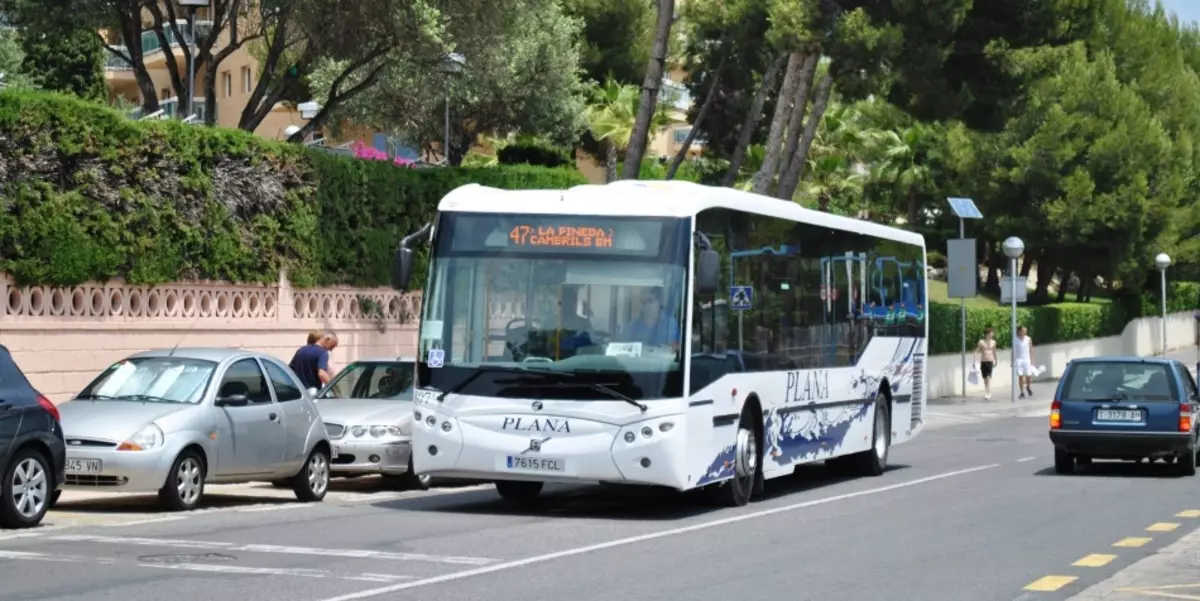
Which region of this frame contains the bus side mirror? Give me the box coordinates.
[392,247,414,291]
[697,250,720,295]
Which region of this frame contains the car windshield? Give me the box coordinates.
[1062,362,1179,402]
[417,211,689,401]
[76,357,217,404]
[320,361,415,400]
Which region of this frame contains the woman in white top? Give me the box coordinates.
[1013,325,1035,398]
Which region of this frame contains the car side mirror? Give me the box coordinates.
[696,250,720,295]
[215,394,249,407]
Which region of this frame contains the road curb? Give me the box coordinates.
[1064,524,1200,600]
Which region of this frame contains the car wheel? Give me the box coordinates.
[158,450,205,511]
[400,455,432,491]
[0,448,52,529]
[1179,447,1197,476]
[1053,448,1074,475]
[48,489,61,510]
[292,447,330,502]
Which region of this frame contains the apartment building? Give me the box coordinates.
[103,14,312,141]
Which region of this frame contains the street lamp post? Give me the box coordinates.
[1156,252,1171,356]
[178,0,209,120]
[1002,236,1025,403]
[439,52,465,166]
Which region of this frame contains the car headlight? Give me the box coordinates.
[352,425,403,438]
[117,423,165,451]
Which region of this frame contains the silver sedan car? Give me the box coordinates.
[311,356,429,490]
[56,348,332,511]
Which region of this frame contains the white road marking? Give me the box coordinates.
[236,504,308,513]
[317,463,1002,601]
[47,534,499,566]
[103,516,187,527]
[0,548,413,582]
[1017,456,1037,463]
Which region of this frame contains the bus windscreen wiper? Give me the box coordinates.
[495,376,648,412]
[435,364,559,401]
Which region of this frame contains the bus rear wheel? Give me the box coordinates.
[494,480,543,503]
[709,413,758,507]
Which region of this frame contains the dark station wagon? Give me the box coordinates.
[1050,357,1199,476]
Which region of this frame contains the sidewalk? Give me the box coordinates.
[1064,519,1200,601]
[930,347,1200,419]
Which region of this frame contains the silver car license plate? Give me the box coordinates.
[65,458,102,474]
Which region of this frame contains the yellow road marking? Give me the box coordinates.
[1073,554,1117,567]
[1114,537,1153,547]
[1025,576,1078,591]
[1148,522,1181,532]
[1178,510,1200,518]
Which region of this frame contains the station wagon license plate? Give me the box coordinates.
[505,456,565,473]
[65,459,102,474]
[1096,409,1142,422]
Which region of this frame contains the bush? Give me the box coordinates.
[497,142,573,168]
[0,89,585,288]
[928,302,1127,355]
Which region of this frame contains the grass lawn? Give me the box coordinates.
[927,279,1112,308]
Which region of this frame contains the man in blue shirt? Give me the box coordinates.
[290,333,338,389]
[621,287,680,349]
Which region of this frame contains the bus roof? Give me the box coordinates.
[437,180,925,247]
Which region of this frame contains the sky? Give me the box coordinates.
[1160,0,1200,25]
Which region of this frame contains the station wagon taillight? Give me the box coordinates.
[1050,400,1062,430]
[1181,403,1192,433]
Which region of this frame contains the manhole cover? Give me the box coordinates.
[138,553,237,564]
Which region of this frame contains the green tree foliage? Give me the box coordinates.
[561,0,653,85]
[0,22,31,88]
[0,88,585,288]
[18,21,105,101]
[311,0,588,166]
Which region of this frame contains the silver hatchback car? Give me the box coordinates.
[56,348,332,511]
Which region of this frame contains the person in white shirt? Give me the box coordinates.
[1013,325,1035,398]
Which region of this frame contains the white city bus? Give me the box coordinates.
[391,180,927,507]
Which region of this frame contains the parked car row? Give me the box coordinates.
[0,345,422,529]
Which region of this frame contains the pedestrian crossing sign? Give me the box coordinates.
[730,286,753,310]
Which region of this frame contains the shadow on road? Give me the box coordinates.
[1033,460,1189,479]
[369,462,911,521]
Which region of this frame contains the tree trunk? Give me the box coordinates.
[1020,255,1034,278]
[750,52,805,195]
[604,140,618,183]
[1032,252,1054,304]
[985,241,1001,294]
[1055,270,1070,303]
[620,0,676,180]
[776,54,819,181]
[776,72,833,200]
[721,53,785,187]
[666,52,726,180]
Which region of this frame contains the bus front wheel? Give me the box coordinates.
[709,412,759,507]
[851,399,890,476]
[495,480,543,503]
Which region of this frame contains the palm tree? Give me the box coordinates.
[585,78,671,182]
[868,122,943,230]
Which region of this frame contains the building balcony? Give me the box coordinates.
[104,20,214,71]
[131,96,208,122]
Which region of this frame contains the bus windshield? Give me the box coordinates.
[417,212,690,401]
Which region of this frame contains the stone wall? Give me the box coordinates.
[0,272,420,402]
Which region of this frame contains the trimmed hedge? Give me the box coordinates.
[0,89,586,289]
[928,302,1128,355]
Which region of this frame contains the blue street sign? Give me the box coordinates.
[730,286,753,310]
[427,348,445,368]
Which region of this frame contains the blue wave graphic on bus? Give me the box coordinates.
[763,402,872,466]
[698,443,738,485]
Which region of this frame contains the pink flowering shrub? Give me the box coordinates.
[352,140,416,168]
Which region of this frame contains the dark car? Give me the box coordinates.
[1050,357,1199,475]
[0,344,65,528]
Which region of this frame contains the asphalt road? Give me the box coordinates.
[3,413,1200,601]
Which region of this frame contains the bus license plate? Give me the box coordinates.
[65,459,102,474]
[506,456,565,472]
[1096,409,1141,422]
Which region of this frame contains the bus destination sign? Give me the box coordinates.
[508,225,614,249]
